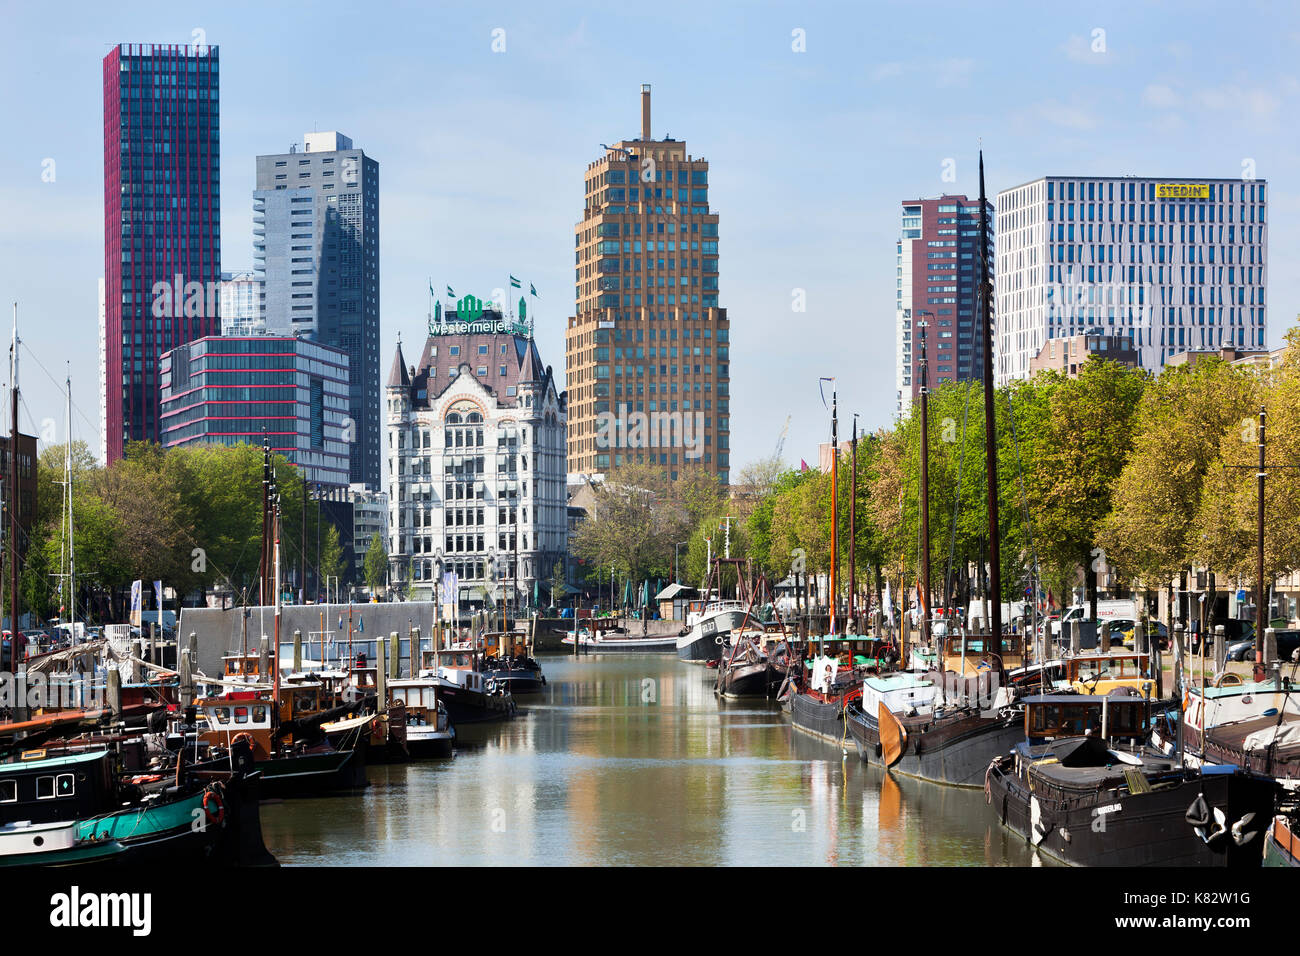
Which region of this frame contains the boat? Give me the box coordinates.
[986,693,1277,866]
[716,636,777,699]
[676,600,749,663]
[561,629,678,652]
[387,676,456,758]
[1264,813,1300,866]
[0,747,274,867]
[424,647,516,727]
[846,678,1024,788]
[481,630,546,693]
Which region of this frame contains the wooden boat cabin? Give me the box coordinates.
[197,692,276,759]
[942,633,1026,675]
[1022,693,1151,744]
[420,648,490,694]
[1063,653,1155,699]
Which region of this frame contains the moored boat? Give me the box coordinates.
[986,693,1276,867]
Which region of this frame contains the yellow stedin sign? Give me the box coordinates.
[1156,183,1210,199]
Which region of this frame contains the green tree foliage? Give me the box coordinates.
[364,532,388,591]
[571,463,724,583]
[1100,357,1259,584]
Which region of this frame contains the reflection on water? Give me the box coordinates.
[260,655,1039,866]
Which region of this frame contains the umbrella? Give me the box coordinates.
[642,579,650,609]
[623,577,632,608]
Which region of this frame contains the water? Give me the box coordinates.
[261,654,1041,866]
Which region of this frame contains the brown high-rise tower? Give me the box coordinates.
[565,85,730,483]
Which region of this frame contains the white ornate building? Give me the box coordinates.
[385,307,568,609]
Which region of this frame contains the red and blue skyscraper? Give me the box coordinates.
[102,43,220,464]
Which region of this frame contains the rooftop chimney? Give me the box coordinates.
[641,84,651,141]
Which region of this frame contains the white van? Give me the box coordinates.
[1052,599,1139,636]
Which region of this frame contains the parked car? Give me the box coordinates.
[1119,620,1168,650]
[1226,638,1256,662]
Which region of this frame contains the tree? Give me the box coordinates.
[364,532,387,592]
[1100,357,1259,588]
[571,463,723,583]
[1193,324,1300,591]
[1020,359,1147,618]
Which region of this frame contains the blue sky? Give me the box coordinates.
[1,0,1298,471]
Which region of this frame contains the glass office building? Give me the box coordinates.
[159,335,350,486]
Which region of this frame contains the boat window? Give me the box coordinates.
[215,707,230,725]
[35,775,56,800]
[253,706,268,723]
[234,706,249,724]
[0,780,15,803]
[57,774,74,797]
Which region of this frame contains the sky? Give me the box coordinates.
[1,0,1298,471]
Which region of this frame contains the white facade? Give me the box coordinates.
[219,271,263,335]
[385,329,568,608]
[996,176,1267,384]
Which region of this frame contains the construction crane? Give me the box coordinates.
[773,415,791,461]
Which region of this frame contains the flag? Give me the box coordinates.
[446,285,455,298]
[130,580,142,628]
[883,581,893,626]
[800,458,809,472]
[429,280,436,298]
[509,275,521,288]
[153,580,163,615]
[529,282,537,296]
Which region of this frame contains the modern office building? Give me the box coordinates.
[996,176,1267,384]
[102,43,221,465]
[253,131,381,489]
[565,85,731,484]
[895,195,994,416]
[385,305,568,609]
[158,334,351,486]
[219,270,262,335]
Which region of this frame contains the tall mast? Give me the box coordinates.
[978,152,1003,666]
[66,367,74,637]
[9,304,19,641]
[829,387,838,635]
[918,319,932,652]
[849,414,858,630]
[1256,404,1266,662]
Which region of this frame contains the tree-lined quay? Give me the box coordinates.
[574,321,1300,627]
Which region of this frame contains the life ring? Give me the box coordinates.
[203,790,225,826]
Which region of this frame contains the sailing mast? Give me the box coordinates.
[9,304,19,644]
[918,319,933,654]
[65,368,75,640]
[849,414,858,631]
[829,386,838,635]
[977,151,1003,670]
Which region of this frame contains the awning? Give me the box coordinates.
[656,583,696,601]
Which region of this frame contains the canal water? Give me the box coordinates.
[261,654,1041,866]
